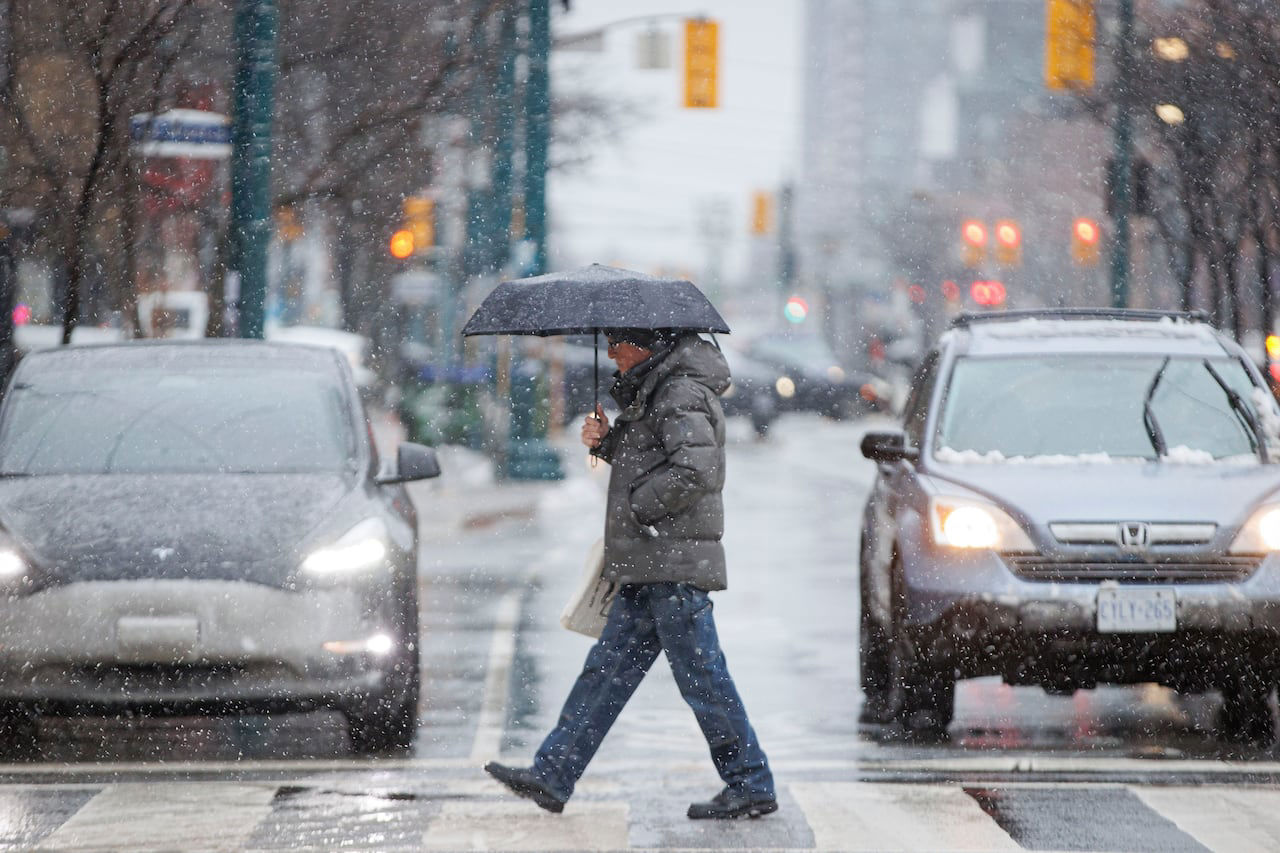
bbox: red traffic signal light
[995,221,1021,248]
[970,280,1006,307]
[1072,217,1101,266]
[994,220,1022,266]
[962,220,988,247]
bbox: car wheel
[859,539,892,724]
[886,562,955,738]
[348,649,420,757]
[348,592,421,757]
[0,707,39,759]
[1217,676,1276,746]
[888,633,955,738]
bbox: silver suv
[859,309,1280,742]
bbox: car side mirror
[377,442,441,484]
[860,430,919,464]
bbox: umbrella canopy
[460,264,730,337]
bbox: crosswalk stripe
[1134,786,1280,853]
[421,801,629,851]
[34,782,277,852]
[789,782,1019,852]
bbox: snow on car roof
[17,339,342,374]
[957,317,1231,357]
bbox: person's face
[606,337,652,373]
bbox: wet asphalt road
[3,413,1280,851]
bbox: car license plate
[1096,587,1176,633]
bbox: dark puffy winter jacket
[591,334,730,591]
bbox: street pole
[230,0,278,339]
[1109,0,1134,309]
[525,0,550,279]
[502,0,563,480]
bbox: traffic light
[1045,0,1095,91]
[389,229,414,259]
[961,220,987,268]
[994,220,1022,267]
[403,196,435,254]
[1072,217,1101,266]
[1267,335,1280,386]
[683,19,718,108]
[783,296,808,324]
[750,191,773,236]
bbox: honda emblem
[1118,522,1150,550]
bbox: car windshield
[750,335,840,372]
[936,354,1275,462]
[0,366,355,475]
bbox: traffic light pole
[1108,0,1134,309]
[230,0,278,339]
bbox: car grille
[1007,556,1261,583]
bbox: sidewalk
[367,406,567,537]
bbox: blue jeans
[532,582,774,802]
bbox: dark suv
[859,309,1280,742]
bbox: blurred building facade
[796,0,1115,359]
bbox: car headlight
[929,496,1035,552]
[1229,505,1280,553]
[776,376,796,398]
[302,518,389,576]
[0,548,25,580]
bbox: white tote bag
[559,537,617,638]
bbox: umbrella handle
[591,330,600,468]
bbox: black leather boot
[483,761,566,814]
[687,786,778,819]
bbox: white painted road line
[470,589,524,763]
[1134,785,1280,853]
[790,782,1020,852]
[35,782,277,852]
[422,800,629,851]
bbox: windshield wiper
[1143,357,1170,458]
[1203,360,1268,462]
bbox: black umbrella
[461,264,730,408]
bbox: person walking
[485,328,776,819]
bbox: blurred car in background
[745,332,892,419]
[266,324,377,393]
[0,341,438,755]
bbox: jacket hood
[612,334,731,419]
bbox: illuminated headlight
[776,376,796,398]
[302,518,389,576]
[1230,506,1280,553]
[0,549,25,579]
[930,497,1035,552]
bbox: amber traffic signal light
[389,229,414,259]
[1072,217,1101,266]
[683,19,719,108]
[994,220,1022,267]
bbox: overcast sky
[548,1,803,284]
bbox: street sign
[130,110,232,159]
[683,19,718,108]
[1045,0,1095,91]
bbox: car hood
[0,473,351,588]
[927,460,1280,526]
